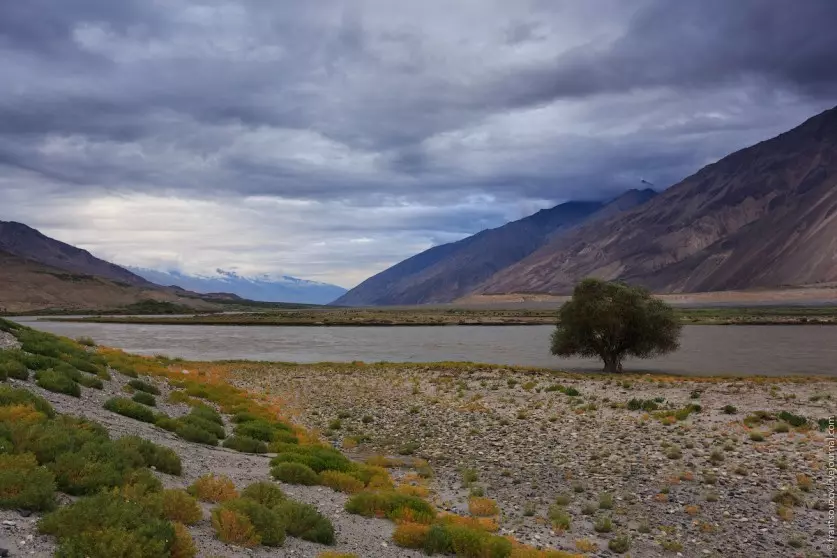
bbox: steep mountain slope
[477,106,837,295]
[0,221,153,287]
[128,267,347,305]
[335,190,656,306]
[0,249,218,313]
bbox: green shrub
[180,414,225,440]
[0,358,28,381]
[154,415,180,432]
[223,436,268,454]
[176,422,219,446]
[778,411,807,428]
[270,445,353,473]
[274,500,334,545]
[0,384,55,417]
[12,416,108,464]
[48,450,127,495]
[446,523,512,558]
[271,463,319,485]
[127,379,161,395]
[235,420,276,442]
[344,491,435,523]
[232,411,260,423]
[132,391,157,407]
[423,523,454,554]
[114,436,182,476]
[77,374,104,389]
[104,397,156,423]
[218,498,286,546]
[241,482,286,509]
[38,491,175,558]
[190,404,223,426]
[35,369,81,397]
[723,405,738,414]
[609,534,631,553]
[159,489,202,525]
[0,453,56,511]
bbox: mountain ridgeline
[337,105,837,305]
[334,189,657,306]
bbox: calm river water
[11,318,837,377]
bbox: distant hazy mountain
[333,189,657,306]
[128,267,347,305]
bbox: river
[11,318,837,377]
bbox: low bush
[345,491,435,524]
[271,462,320,485]
[223,435,268,453]
[190,404,224,426]
[77,374,104,389]
[609,534,631,553]
[0,357,28,381]
[104,397,156,423]
[188,474,239,503]
[114,436,182,476]
[160,490,203,524]
[211,507,261,547]
[171,522,197,558]
[235,420,277,442]
[0,452,56,511]
[38,491,176,558]
[127,379,161,395]
[218,498,286,546]
[0,385,55,417]
[35,369,81,397]
[274,500,335,545]
[176,422,219,446]
[320,470,365,494]
[393,522,431,548]
[270,445,354,473]
[155,415,181,432]
[778,411,808,428]
[241,482,286,509]
[132,391,157,407]
[180,414,225,440]
[468,497,499,517]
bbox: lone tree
[551,278,682,373]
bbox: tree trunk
[602,354,623,373]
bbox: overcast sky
[1,1,836,288]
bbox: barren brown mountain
[334,189,656,306]
[476,105,837,295]
[0,249,217,313]
[0,221,153,287]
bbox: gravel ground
[1,361,424,558]
[0,331,20,350]
[231,362,837,558]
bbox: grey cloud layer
[1,0,835,285]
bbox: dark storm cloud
[0,0,835,285]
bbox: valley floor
[227,361,836,558]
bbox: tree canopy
[551,278,682,373]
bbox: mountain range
[0,221,343,311]
[128,267,346,305]
[336,105,837,305]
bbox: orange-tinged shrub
[211,508,261,547]
[0,404,46,424]
[684,504,700,516]
[440,514,499,533]
[469,497,499,517]
[320,471,365,494]
[397,484,430,498]
[393,522,430,548]
[162,490,203,525]
[366,455,402,468]
[171,522,197,558]
[189,474,239,503]
[575,538,598,552]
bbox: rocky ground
[230,362,837,558]
[0,364,424,558]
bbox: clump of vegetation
[722,404,738,414]
[127,379,161,395]
[223,435,268,453]
[551,278,681,373]
[345,491,435,524]
[627,398,659,411]
[160,489,203,524]
[609,534,631,553]
[189,474,239,503]
[132,391,157,407]
[35,368,81,397]
[778,411,808,428]
[214,498,286,547]
[274,500,335,544]
[211,507,260,547]
[272,462,320,485]
[38,489,176,557]
[241,482,286,508]
[104,397,156,423]
[0,453,56,511]
[320,470,365,494]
